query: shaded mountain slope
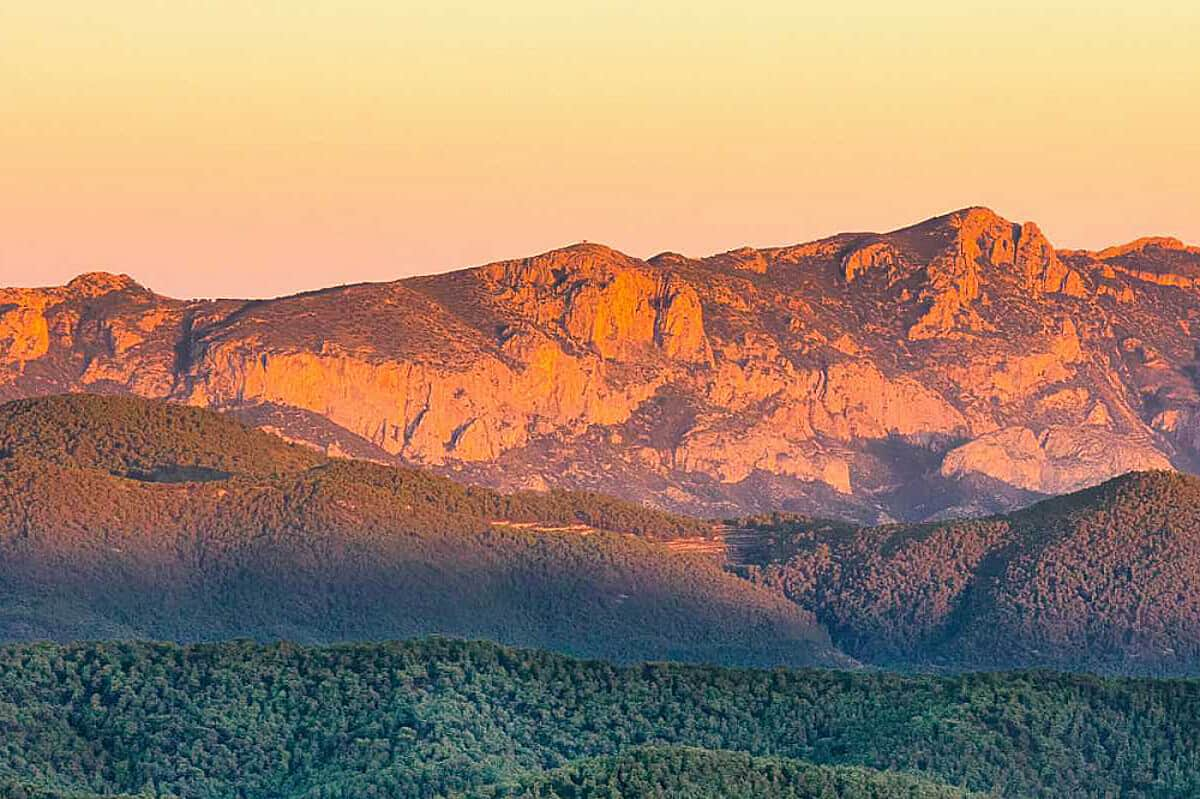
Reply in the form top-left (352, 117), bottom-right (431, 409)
top-left (0, 395), bottom-right (840, 668)
top-left (747, 470), bottom-right (1200, 674)
top-left (1, 638), bottom-right (1197, 798)
top-left (1, 208), bottom-right (1197, 521)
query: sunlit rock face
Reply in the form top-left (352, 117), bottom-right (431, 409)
top-left (4, 207), bottom-right (1200, 522)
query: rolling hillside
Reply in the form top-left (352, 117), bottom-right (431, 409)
top-left (7, 394), bottom-right (1200, 675)
top-left (0, 394), bottom-right (840, 668)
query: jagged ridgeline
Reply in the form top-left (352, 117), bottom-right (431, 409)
top-left (0, 394), bottom-right (842, 668)
top-left (1, 208), bottom-right (1198, 523)
top-left (7, 205), bottom-right (1200, 520)
top-left (1, 639), bottom-right (1198, 798)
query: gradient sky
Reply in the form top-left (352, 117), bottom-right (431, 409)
top-left (3, 1), bottom-right (1198, 299)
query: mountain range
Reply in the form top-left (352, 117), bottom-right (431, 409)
top-left (3, 207), bottom-right (1198, 522)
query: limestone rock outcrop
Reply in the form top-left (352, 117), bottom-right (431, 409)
top-left (1015, 222), bottom-right (1087, 297)
top-left (0, 296), bottom-right (52, 367)
top-left (906, 210), bottom-right (1087, 340)
top-left (841, 242), bottom-right (898, 282)
top-left (940, 426), bottom-right (1171, 495)
top-left (702, 246), bottom-right (770, 274)
top-left (477, 244), bottom-right (711, 364)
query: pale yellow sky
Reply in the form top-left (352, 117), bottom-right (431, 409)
top-left (2, 0), bottom-right (1197, 298)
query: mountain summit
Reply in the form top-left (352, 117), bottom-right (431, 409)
top-left (2, 207), bottom-right (1197, 521)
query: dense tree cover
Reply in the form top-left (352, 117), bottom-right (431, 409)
top-left (726, 513), bottom-right (858, 565)
top-left (0, 435), bottom-right (834, 667)
top-left (0, 394), bottom-right (321, 479)
top-left (743, 471), bottom-right (1200, 674)
top-left (1, 639), bottom-right (1198, 798)
top-left (0, 395), bottom-right (710, 539)
top-left (0, 782), bottom-right (147, 799)
top-left (472, 746), bottom-right (979, 798)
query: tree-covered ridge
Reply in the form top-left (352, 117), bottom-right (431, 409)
top-left (469, 746), bottom-right (980, 798)
top-left (0, 394), bottom-right (711, 539)
top-left (0, 639), bottom-right (1197, 799)
top-left (0, 394), bottom-right (321, 479)
top-left (311, 459), bottom-right (714, 540)
top-left (744, 470), bottom-right (1200, 674)
top-left (0, 407), bottom-right (835, 667)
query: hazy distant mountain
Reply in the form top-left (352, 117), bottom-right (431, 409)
top-left (2, 207), bottom-right (1198, 521)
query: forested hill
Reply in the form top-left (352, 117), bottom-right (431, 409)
top-left (1, 638), bottom-right (1197, 798)
top-left (0, 394), bottom-right (840, 668)
top-left (745, 470), bottom-right (1200, 675)
top-left (0, 394), bottom-right (711, 539)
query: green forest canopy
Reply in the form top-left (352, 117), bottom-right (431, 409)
top-left (0, 638), bottom-right (1197, 799)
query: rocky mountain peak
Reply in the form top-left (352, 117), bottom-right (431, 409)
top-left (1097, 236), bottom-right (1197, 259)
top-left (951, 204), bottom-right (1009, 228)
top-left (646, 251), bottom-right (691, 268)
top-left (469, 242), bottom-right (711, 364)
top-left (899, 207), bottom-right (1086, 339)
top-left (65, 271), bottom-right (145, 297)
top-left (700, 246), bottom-right (770, 274)
top-left (477, 242), bottom-right (641, 291)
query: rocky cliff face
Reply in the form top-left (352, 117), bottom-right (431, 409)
top-left (4, 207), bottom-right (1199, 521)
